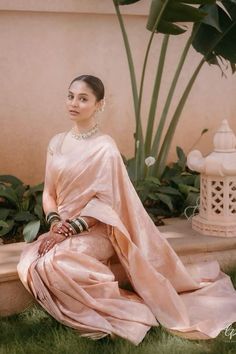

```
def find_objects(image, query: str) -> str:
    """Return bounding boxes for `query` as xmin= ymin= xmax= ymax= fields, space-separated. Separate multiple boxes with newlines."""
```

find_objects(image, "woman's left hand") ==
xmin=38 ymin=232 xmax=66 ymax=257
xmin=51 ymin=220 xmax=75 ymax=237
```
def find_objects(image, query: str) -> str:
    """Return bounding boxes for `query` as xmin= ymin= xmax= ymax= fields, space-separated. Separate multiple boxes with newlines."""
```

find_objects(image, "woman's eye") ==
xmin=68 ymin=94 xmax=73 ymax=100
xmin=80 ymin=97 xmax=87 ymax=102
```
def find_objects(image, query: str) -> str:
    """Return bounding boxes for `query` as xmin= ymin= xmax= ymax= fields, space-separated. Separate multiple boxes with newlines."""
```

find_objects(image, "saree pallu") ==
xmin=17 ymin=132 xmax=236 ymax=345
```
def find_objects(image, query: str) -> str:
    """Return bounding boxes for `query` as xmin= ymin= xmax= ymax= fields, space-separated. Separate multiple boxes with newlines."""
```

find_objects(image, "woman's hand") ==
xmin=51 ymin=220 xmax=75 ymax=237
xmin=38 ymin=232 xmax=66 ymax=257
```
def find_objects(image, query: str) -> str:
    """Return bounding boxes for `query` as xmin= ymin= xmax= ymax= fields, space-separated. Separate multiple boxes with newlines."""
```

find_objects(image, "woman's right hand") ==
xmin=38 ymin=232 xmax=66 ymax=256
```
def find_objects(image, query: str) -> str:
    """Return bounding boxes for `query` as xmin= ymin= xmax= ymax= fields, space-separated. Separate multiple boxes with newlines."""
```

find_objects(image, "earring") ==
xmin=99 ymin=97 xmax=106 ymax=112
xmin=94 ymin=98 xmax=106 ymax=120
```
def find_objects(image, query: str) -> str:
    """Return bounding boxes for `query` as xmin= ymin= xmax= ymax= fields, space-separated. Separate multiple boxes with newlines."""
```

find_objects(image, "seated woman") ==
xmin=17 ymin=75 xmax=236 ymax=345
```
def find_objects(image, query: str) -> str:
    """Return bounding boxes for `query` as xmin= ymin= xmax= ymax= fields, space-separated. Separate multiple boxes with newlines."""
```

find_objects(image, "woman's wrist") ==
xmin=46 ymin=211 xmax=61 ymax=228
xmin=50 ymin=220 xmax=61 ymax=232
xmin=67 ymin=217 xmax=90 ymax=234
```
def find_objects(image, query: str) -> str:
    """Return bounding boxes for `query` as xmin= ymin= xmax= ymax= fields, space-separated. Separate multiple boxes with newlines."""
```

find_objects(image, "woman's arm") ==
xmin=42 ymin=149 xmax=57 ymax=215
xmin=43 ymin=146 xmax=97 ymax=232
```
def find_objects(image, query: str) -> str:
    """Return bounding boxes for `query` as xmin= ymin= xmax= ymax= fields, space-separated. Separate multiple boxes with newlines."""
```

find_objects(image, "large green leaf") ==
xmin=146 ymin=0 xmax=212 ymax=35
xmin=192 ymin=2 xmax=236 ymax=67
xmin=145 ymin=176 xmax=161 ymax=185
xmin=15 ymin=184 xmax=27 ymax=200
xmin=0 ymin=220 xmax=14 ymax=236
xmin=178 ymin=183 xmax=199 ymax=195
xmin=148 ymin=192 xmax=174 ymax=210
xmin=156 ymin=193 xmax=174 ymax=210
xmin=0 ymin=187 xmax=19 ymax=207
xmin=0 ymin=175 xmax=23 ymax=187
xmin=28 ymin=182 xmax=44 ymax=194
xmin=22 ymin=198 xmax=30 ymax=211
xmin=14 ymin=211 xmax=35 ymax=222
xmin=0 ymin=208 xmax=11 ymax=220
xmin=34 ymin=204 xmax=43 ymax=220
xmin=126 ymin=157 xmax=136 ymax=182
xmin=23 ymin=220 xmax=40 ymax=243
xmin=157 ymin=185 xmax=182 ymax=196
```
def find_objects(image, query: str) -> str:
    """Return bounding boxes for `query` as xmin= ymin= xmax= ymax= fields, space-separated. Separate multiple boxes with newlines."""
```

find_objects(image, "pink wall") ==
xmin=1 ymin=0 xmax=236 ymax=184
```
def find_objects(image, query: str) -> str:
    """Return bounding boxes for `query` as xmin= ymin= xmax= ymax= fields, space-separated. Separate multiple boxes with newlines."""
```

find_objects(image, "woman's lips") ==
xmin=69 ymin=110 xmax=79 ymax=115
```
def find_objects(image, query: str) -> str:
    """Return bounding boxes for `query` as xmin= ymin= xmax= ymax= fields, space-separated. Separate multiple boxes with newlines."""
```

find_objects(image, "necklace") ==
xmin=71 ymin=123 xmax=99 ymax=140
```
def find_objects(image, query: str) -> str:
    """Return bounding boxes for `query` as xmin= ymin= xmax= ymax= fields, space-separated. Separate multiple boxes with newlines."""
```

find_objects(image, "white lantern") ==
xmin=187 ymin=120 xmax=236 ymax=237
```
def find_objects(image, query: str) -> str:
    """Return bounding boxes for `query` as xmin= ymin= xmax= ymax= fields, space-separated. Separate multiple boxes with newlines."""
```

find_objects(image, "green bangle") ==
xmin=77 ymin=217 xmax=89 ymax=231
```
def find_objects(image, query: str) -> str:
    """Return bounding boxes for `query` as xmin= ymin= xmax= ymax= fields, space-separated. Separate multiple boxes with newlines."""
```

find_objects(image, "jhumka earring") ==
xmin=95 ymin=97 xmax=106 ymax=118
xmin=100 ymin=97 xmax=106 ymax=112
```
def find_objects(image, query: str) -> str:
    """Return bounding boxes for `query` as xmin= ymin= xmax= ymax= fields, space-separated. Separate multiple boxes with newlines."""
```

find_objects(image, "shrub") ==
xmin=0 ymin=175 xmax=48 ymax=243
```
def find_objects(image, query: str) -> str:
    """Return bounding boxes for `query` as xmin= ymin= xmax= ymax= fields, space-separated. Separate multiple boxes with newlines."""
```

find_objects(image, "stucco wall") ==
xmin=1 ymin=0 xmax=236 ymax=184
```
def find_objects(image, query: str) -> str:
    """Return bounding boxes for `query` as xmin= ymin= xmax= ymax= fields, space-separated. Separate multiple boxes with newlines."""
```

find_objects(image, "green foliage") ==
xmin=113 ymin=0 xmax=236 ymax=185
xmin=125 ymin=147 xmax=200 ymax=224
xmin=146 ymin=0 xmax=211 ymax=35
xmin=193 ymin=1 xmax=236 ymax=72
xmin=0 ymin=175 xmax=48 ymax=243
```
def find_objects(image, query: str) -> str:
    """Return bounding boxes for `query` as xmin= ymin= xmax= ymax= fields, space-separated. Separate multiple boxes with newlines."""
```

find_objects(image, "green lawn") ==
xmin=1 ymin=270 xmax=236 ymax=354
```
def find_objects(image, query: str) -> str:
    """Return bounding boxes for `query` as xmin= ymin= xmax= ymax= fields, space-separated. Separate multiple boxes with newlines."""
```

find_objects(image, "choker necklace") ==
xmin=71 ymin=123 xmax=99 ymax=140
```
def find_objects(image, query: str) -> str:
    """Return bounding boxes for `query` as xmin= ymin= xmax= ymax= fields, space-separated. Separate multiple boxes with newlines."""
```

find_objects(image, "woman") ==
xmin=18 ymin=75 xmax=236 ymax=345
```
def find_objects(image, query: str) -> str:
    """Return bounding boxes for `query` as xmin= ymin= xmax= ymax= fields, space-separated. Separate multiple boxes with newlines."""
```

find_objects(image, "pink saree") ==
xmin=17 ymin=132 xmax=236 ymax=345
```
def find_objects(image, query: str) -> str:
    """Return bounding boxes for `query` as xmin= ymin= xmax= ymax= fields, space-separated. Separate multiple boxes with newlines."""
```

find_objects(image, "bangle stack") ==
xmin=69 ymin=217 xmax=89 ymax=234
xmin=46 ymin=211 xmax=61 ymax=226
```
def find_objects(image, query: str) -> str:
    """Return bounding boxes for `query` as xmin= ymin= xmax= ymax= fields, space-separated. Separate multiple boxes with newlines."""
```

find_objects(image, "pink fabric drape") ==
xmin=17 ymin=132 xmax=236 ymax=345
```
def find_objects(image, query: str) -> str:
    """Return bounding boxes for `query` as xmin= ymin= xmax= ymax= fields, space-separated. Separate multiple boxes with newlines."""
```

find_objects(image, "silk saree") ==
xmin=17 ymin=132 xmax=236 ymax=345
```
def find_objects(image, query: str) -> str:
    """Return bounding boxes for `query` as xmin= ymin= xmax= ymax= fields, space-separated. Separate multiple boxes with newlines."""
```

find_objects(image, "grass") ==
xmin=1 ymin=270 xmax=236 ymax=354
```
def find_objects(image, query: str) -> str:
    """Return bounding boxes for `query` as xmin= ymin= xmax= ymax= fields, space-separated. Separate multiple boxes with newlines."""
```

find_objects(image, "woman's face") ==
xmin=66 ymin=80 xmax=100 ymax=122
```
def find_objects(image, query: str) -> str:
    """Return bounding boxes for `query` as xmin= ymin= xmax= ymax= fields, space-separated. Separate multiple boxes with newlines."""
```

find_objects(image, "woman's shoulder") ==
xmin=47 ymin=132 xmax=65 ymax=155
xmin=97 ymin=133 xmax=120 ymax=155
xmin=98 ymin=133 xmax=117 ymax=145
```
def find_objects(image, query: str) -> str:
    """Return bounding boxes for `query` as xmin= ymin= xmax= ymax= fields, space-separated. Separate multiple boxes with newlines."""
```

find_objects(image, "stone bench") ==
xmin=1 ymin=218 xmax=236 ymax=317
xmin=0 ymin=242 xmax=34 ymax=317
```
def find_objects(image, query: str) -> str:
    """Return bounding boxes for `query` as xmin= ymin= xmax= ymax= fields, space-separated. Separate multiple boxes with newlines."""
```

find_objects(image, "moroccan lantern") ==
xmin=187 ymin=120 xmax=236 ymax=237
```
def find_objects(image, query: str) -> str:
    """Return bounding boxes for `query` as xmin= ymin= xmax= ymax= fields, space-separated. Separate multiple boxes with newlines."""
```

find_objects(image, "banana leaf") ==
xmin=146 ymin=0 xmax=211 ymax=35
xmin=192 ymin=1 xmax=236 ymax=68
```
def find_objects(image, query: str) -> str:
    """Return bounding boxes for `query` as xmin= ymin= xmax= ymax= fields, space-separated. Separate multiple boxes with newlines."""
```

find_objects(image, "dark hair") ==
xmin=69 ymin=75 xmax=105 ymax=101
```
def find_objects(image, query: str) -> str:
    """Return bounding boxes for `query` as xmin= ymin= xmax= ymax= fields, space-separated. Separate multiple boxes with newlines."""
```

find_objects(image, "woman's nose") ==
xmin=71 ymin=97 xmax=79 ymax=107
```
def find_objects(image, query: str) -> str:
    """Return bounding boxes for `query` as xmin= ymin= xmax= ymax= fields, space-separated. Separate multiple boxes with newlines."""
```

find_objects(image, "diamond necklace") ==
xmin=71 ymin=123 xmax=99 ymax=140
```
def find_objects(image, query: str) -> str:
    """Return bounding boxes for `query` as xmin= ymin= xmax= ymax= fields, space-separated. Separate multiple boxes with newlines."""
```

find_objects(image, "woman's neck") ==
xmin=73 ymin=119 xmax=97 ymax=133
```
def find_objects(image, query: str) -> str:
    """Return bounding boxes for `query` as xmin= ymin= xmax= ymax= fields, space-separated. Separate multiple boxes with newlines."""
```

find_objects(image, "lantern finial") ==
xmin=213 ymin=119 xmax=236 ymax=152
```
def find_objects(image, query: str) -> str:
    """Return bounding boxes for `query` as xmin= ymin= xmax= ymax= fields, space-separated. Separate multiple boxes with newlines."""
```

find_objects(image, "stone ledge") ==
xmin=0 ymin=279 xmax=34 ymax=317
xmin=161 ymin=218 xmax=236 ymax=255
xmin=160 ymin=218 xmax=236 ymax=272
xmin=0 ymin=242 xmax=25 ymax=282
